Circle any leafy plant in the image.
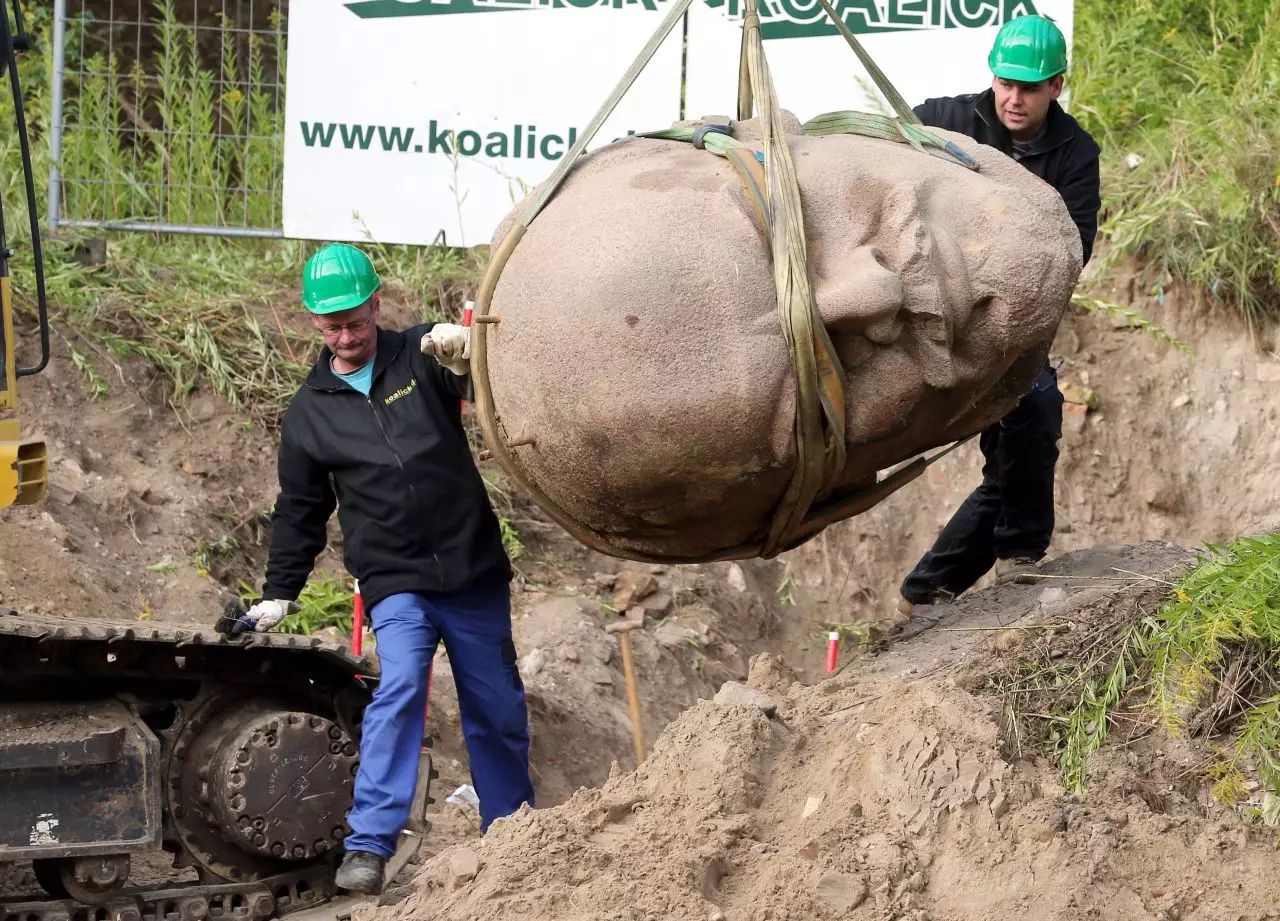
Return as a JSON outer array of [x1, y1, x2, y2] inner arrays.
[[1000, 532, 1280, 801], [237, 573, 355, 638]]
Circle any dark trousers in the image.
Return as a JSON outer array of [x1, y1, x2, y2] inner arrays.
[[344, 580, 534, 856], [900, 364, 1064, 605]]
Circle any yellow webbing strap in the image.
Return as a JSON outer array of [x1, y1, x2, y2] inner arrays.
[[737, 6, 849, 557]]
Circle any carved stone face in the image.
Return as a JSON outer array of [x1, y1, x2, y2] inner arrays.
[[483, 115, 1081, 562]]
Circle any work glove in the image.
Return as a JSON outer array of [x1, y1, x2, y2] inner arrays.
[[246, 598, 298, 632], [420, 323, 470, 376], [216, 598, 299, 635]]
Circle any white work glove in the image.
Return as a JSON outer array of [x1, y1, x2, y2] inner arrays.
[[420, 323, 471, 376], [246, 598, 298, 633]]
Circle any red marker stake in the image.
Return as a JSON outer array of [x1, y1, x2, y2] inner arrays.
[[460, 300, 475, 416], [825, 631, 840, 673], [352, 580, 364, 657]]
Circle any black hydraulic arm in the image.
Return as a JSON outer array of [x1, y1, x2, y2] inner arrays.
[[1, 0, 50, 377]]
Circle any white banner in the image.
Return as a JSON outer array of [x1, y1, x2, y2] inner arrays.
[[282, 0, 1074, 247], [685, 0, 1075, 121], [281, 0, 685, 248]]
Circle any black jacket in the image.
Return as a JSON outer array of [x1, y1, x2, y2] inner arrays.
[[263, 324, 511, 611], [913, 89, 1101, 265]]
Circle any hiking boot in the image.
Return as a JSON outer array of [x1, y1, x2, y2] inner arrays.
[[994, 556, 1040, 585], [335, 849, 385, 895]]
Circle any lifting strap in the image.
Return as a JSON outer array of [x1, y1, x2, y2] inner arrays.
[[470, 0, 980, 563]]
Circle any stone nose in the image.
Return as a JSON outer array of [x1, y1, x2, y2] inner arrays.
[[813, 245, 905, 346]]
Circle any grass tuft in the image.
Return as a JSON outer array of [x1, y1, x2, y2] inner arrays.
[[1072, 0, 1280, 326], [987, 532, 1280, 809]]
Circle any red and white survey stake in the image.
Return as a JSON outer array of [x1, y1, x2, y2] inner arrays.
[[350, 579, 434, 721], [825, 631, 840, 673], [460, 300, 475, 415], [351, 580, 365, 657]]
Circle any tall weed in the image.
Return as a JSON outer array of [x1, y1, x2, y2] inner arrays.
[[1072, 0, 1280, 324]]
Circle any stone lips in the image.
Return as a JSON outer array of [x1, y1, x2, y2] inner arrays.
[[483, 113, 1082, 561]]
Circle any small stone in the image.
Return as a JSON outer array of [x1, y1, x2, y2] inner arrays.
[[613, 571, 658, 609], [448, 847, 480, 887], [802, 794, 824, 819], [593, 572, 618, 589], [181, 457, 211, 477], [189, 395, 217, 422], [561, 647, 580, 663], [58, 456, 87, 478], [708, 909, 726, 921], [814, 871, 867, 915], [726, 564, 747, 593], [654, 623, 698, 647], [640, 592, 674, 616], [1171, 393, 1191, 409], [47, 483, 79, 506], [714, 681, 777, 717], [519, 648, 547, 680], [1038, 587, 1067, 606], [587, 665, 614, 686]]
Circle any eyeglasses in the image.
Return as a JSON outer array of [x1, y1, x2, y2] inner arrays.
[[316, 317, 373, 337]]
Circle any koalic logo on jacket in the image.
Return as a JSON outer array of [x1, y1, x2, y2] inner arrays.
[[384, 378, 418, 406]]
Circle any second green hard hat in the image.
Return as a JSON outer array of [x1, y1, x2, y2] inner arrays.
[[301, 243, 381, 315], [988, 15, 1068, 83]]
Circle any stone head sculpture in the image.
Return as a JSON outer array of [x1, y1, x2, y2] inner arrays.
[[479, 112, 1082, 562]]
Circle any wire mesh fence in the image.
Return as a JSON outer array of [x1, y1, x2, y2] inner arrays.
[[48, 0, 286, 238]]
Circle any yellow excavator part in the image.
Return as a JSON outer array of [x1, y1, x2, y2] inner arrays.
[[0, 418, 45, 507], [0, 277, 46, 508]]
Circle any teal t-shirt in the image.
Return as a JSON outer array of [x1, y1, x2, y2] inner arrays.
[[333, 358, 374, 396]]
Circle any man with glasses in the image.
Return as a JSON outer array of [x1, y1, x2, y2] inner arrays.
[[239, 242, 534, 894]]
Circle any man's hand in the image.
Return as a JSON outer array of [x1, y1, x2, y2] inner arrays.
[[420, 324, 471, 376], [245, 598, 298, 633]]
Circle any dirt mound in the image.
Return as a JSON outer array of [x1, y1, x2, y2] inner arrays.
[[363, 541, 1280, 921]]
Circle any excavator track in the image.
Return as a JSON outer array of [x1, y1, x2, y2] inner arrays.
[[0, 610, 428, 921]]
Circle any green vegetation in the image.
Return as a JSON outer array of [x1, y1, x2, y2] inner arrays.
[[238, 574, 357, 638], [1072, 0, 1280, 326], [993, 533, 1280, 816], [0, 2, 483, 426]]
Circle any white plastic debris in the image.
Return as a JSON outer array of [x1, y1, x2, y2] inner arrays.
[[447, 784, 481, 813]]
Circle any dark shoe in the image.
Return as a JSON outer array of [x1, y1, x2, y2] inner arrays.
[[994, 556, 1039, 585], [335, 849, 385, 895]]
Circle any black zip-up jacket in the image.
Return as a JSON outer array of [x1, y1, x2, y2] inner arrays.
[[913, 89, 1101, 265], [262, 324, 511, 611]]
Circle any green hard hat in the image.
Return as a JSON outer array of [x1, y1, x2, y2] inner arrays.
[[988, 15, 1068, 83], [301, 243, 380, 314]]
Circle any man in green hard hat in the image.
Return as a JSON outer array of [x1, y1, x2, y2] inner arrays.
[[239, 242, 534, 894], [896, 14, 1101, 619]]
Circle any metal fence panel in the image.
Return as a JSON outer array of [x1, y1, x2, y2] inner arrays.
[[47, 0, 286, 238]]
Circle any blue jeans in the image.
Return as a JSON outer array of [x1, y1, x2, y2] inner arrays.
[[343, 581, 534, 857]]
